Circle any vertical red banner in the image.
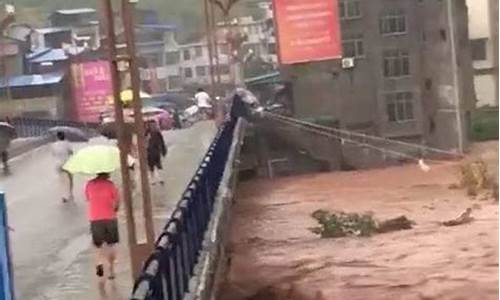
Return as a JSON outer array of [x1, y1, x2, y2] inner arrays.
[[272, 0, 342, 64], [71, 60, 113, 122]]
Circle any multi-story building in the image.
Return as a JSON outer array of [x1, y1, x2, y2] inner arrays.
[[276, 0, 475, 167], [49, 8, 100, 50], [466, 0, 498, 107], [178, 37, 232, 88], [220, 15, 277, 66]]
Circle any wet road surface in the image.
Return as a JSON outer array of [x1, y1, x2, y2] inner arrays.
[[2, 121, 216, 300]]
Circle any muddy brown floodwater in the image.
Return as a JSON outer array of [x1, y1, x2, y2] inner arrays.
[[220, 142, 499, 300]]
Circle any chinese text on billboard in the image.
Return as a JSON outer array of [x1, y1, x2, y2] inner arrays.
[[71, 61, 112, 122], [272, 0, 342, 64]]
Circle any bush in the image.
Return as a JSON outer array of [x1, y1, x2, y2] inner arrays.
[[459, 160, 494, 196], [310, 209, 414, 238], [471, 108, 499, 141]]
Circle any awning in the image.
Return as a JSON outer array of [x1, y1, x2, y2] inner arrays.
[[27, 47, 85, 63], [0, 72, 65, 88]]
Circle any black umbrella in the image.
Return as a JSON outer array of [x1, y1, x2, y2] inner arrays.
[[49, 126, 89, 142], [0, 122, 16, 139], [98, 121, 134, 140]]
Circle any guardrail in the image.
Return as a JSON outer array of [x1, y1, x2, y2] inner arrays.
[[131, 118, 237, 300], [0, 193, 14, 300], [10, 118, 99, 138]]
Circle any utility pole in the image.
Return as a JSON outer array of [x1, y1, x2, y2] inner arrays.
[[204, 0, 216, 96], [447, 0, 464, 154], [209, 1, 222, 86], [121, 0, 155, 246], [101, 0, 155, 279], [489, 0, 499, 105]]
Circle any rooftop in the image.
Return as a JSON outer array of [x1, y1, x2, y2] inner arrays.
[[136, 24, 177, 31], [26, 47, 85, 63], [34, 27, 71, 34], [0, 71, 65, 88], [53, 8, 96, 15]]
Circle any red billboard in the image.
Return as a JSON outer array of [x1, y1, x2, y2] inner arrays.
[[272, 0, 342, 64], [71, 60, 113, 122]]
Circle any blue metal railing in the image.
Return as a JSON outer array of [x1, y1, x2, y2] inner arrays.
[[0, 193, 14, 300], [10, 118, 99, 138], [131, 119, 237, 300]]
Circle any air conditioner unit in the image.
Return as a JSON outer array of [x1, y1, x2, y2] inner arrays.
[[341, 57, 355, 69]]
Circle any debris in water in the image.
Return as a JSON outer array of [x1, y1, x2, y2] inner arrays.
[[309, 210, 414, 238], [442, 208, 473, 227], [418, 159, 431, 172]]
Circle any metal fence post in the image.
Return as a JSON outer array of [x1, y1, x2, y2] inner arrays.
[[0, 193, 14, 300]]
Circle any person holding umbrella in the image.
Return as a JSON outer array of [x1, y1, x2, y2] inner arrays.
[[63, 145, 126, 291], [51, 131, 74, 202]]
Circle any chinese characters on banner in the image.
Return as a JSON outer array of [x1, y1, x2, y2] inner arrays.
[[71, 61, 112, 122], [272, 0, 342, 64]]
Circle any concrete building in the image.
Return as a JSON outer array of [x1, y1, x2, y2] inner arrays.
[[0, 71, 68, 118], [49, 8, 100, 50], [178, 40, 232, 88], [466, 0, 498, 107], [133, 24, 180, 93], [280, 0, 474, 158], [218, 15, 278, 66]]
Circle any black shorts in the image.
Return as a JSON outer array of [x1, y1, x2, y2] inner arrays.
[[90, 219, 119, 247]]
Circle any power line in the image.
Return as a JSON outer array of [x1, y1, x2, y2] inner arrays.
[[261, 111, 463, 163]]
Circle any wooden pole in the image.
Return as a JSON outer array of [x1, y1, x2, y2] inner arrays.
[[101, 0, 139, 279], [209, 1, 222, 86], [121, 0, 155, 247], [204, 0, 216, 95]]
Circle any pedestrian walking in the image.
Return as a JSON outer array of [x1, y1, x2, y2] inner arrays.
[[173, 108, 182, 129], [194, 88, 212, 120], [0, 117, 14, 175], [51, 131, 74, 202], [85, 172, 120, 288], [146, 122, 167, 185], [1, 150, 8, 175]]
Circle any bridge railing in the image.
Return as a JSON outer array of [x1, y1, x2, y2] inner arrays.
[[131, 118, 237, 300], [0, 193, 14, 300], [10, 117, 99, 138]]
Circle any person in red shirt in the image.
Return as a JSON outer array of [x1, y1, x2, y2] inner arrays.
[[85, 172, 120, 285]]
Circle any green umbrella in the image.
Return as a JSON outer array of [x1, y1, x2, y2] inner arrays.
[[63, 145, 122, 175]]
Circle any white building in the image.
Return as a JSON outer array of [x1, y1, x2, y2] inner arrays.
[[177, 40, 232, 87], [217, 14, 278, 66], [467, 0, 498, 107]]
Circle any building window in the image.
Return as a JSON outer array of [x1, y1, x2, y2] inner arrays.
[[386, 92, 415, 122], [268, 43, 277, 55], [194, 46, 203, 57], [383, 49, 410, 78], [143, 53, 161, 66], [219, 44, 230, 55], [184, 67, 193, 78], [166, 51, 180, 64], [380, 10, 407, 35], [342, 34, 364, 58], [196, 65, 207, 77], [183, 49, 191, 61], [168, 75, 182, 90], [471, 38, 487, 61], [339, 1, 361, 20], [213, 65, 231, 75]]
